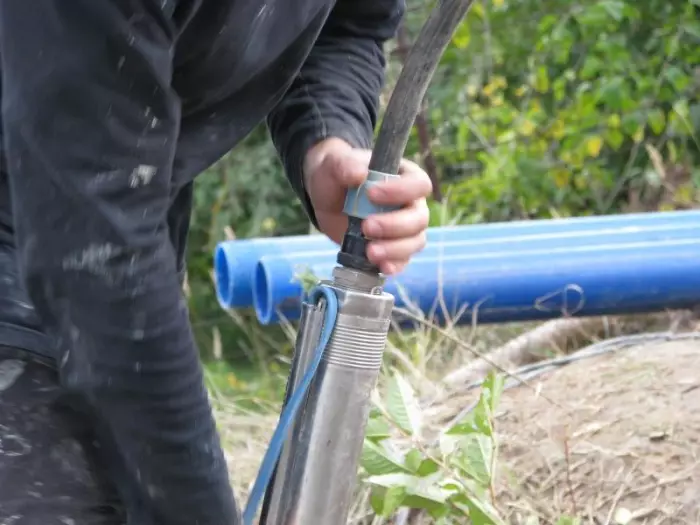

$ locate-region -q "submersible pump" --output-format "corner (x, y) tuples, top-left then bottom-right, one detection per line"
(240, 1), (478, 523)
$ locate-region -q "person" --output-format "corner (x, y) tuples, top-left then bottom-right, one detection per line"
(0, 1), (432, 524)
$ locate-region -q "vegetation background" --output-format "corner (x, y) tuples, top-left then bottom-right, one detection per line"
(184, 0), (699, 522)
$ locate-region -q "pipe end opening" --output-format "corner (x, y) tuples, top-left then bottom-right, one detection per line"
(214, 245), (232, 307)
(253, 261), (274, 325)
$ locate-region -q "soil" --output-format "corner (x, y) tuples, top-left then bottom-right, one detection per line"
(495, 339), (700, 525)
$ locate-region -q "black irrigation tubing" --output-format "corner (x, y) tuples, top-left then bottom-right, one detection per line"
(445, 330), (700, 429)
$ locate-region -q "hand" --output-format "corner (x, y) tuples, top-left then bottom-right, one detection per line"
(303, 137), (432, 275)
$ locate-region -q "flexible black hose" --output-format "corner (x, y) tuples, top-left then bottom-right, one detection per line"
(369, 0), (476, 175)
(338, 0), (476, 272)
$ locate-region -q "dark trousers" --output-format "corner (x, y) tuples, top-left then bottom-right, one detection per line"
(0, 349), (125, 524)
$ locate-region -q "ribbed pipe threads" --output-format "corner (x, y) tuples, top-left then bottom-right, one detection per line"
(323, 316), (391, 370)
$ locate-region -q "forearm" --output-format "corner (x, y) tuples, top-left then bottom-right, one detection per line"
(267, 0), (405, 226)
(0, 2), (238, 524)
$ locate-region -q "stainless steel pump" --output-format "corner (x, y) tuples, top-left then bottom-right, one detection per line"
(257, 0), (477, 523)
(260, 267), (394, 524)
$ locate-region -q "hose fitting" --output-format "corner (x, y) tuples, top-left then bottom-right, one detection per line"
(338, 170), (401, 273)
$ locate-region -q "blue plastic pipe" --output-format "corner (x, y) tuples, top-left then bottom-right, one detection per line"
(387, 237), (700, 324)
(267, 237), (700, 325)
(214, 210), (700, 310)
(253, 221), (700, 325)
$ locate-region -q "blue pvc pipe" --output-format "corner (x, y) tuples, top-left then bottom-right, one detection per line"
(253, 221), (700, 325)
(214, 210), (700, 309)
(384, 237), (700, 325)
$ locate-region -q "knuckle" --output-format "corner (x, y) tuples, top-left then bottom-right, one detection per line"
(417, 231), (428, 250)
(400, 158), (420, 172)
(418, 205), (430, 227)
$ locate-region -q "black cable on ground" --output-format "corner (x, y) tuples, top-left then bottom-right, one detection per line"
(447, 330), (700, 428)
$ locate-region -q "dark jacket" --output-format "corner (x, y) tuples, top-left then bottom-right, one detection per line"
(0, 1), (404, 523)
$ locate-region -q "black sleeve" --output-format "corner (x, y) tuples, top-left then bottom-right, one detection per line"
(267, 0), (405, 227)
(0, 2), (239, 524)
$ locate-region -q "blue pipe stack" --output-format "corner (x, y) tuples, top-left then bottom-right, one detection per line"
(213, 210), (700, 328)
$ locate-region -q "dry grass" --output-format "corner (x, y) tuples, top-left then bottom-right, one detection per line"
(211, 396), (277, 502)
(488, 339), (700, 524)
(211, 312), (700, 524)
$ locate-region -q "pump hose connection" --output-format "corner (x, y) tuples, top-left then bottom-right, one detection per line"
(241, 0), (477, 522)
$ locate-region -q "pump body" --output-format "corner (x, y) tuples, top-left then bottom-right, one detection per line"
(260, 267), (394, 524)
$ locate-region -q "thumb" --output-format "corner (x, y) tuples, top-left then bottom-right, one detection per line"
(305, 142), (373, 214)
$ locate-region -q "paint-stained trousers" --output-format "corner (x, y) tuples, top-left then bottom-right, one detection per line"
(0, 349), (125, 524)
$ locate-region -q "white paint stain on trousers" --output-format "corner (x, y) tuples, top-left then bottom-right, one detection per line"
(0, 360), (25, 392)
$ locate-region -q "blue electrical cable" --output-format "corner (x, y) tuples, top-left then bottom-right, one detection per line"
(242, 284), (340, 525)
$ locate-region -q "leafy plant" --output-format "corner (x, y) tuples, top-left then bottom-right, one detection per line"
(425, 0), (700, 222)
(360, 372), (506, 523)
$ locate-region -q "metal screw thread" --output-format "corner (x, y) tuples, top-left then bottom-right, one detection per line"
(323, 317), (391, 370)
(332, 266), (384, 294)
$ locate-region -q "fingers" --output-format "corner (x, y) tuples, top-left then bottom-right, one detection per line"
(363, 200), (429, 240)
(362, 159), (432, 275)
(366, 232), (427, 275)
(378, 260), (408, 276)
(366, 161), (433, 207)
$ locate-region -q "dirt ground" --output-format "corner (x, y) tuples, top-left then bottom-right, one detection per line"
(494, 339), (700, 524)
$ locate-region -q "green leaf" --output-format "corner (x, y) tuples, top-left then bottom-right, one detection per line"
(580, 56), (603, 80)
(663, 66), (690, 92)
(621, 112), (644, 135)
(361, 439), (412, 476)
(597, 77), (627, 111)
(448, 411), (492, 437)
(381, 486), (407, 516)
(417, 458), (441, 477)
(466, 496), (505, 525)
(690, 103), (700, 133)
(385, 372), (422, 436)
(403, 493), (450, 519)
(451, 434), (495, 486)
(604, 129), (625, 150)
(534, 65), (550, 93)
(599, 0), (625, 21)
(682, 20), (700, 40)
(647, 109), (666, 135)
(456, 121), (471, 153)
(365, 416), (392, 441)
(537, 14), (558, 35)
(369, 489), (385, 515)
(402, 446), (440, 477)
(447, 373), (503, 438)
(366, 472), (453, 517)
(482, 372), (505, 413)
(404, 449), (423, 473)
(451, 20), (472, 49)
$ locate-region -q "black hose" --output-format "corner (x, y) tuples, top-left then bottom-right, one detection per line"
(338, 0), (476, 273)
(369, 0), (476, 175)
